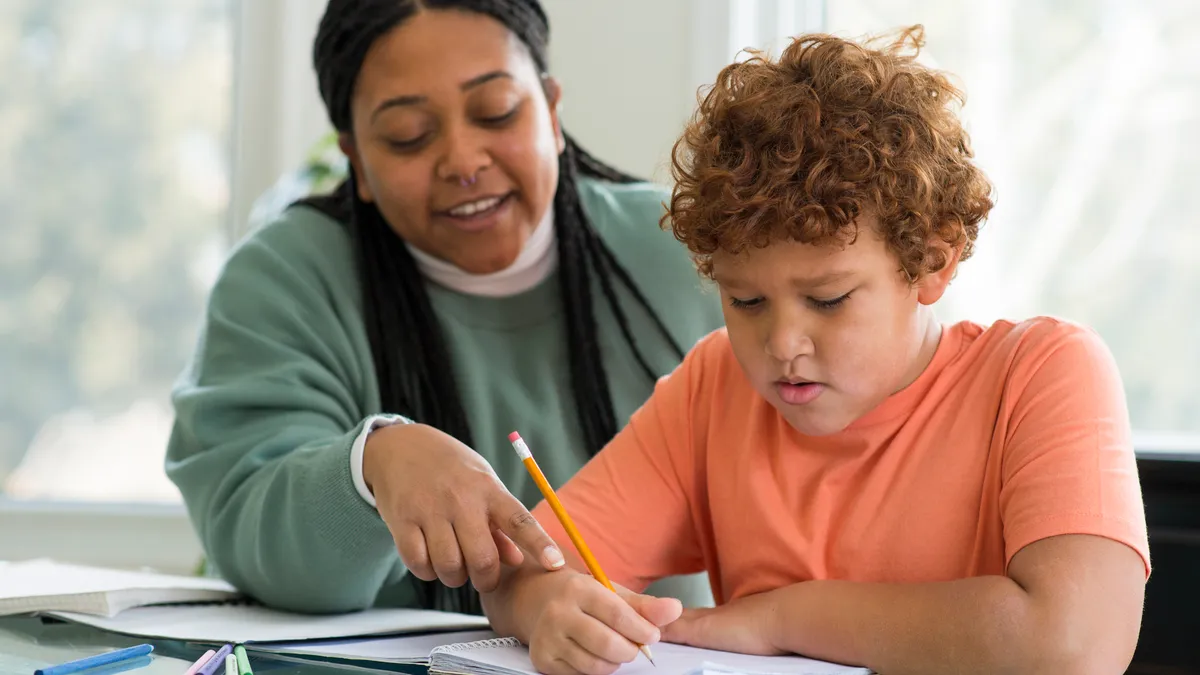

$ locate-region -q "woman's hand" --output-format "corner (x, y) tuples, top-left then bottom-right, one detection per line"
(363, 423), (565, 592)
(502, 567), (682, 675)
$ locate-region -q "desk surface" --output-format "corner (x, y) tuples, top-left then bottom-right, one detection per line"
(0, 616), (423, 674)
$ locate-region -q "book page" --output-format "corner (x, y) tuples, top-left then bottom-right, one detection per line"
(47, 603), (491, 643)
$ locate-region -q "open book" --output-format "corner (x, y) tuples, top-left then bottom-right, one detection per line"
(0, 559), (239, 617)
(253, 632), (872, 675)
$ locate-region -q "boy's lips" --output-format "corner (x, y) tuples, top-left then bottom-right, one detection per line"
(774, 379), (825, 406)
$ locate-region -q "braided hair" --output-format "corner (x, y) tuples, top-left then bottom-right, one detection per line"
(300, 0), (683, 614)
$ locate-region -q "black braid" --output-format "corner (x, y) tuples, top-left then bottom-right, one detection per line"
(302, 0), (683, 615)
(553, 140), (619, 446)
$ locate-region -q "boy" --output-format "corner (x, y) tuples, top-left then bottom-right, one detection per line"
(482, 26), (1148, 675)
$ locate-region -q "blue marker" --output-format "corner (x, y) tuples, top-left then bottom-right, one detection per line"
(35, 644), (153, 675)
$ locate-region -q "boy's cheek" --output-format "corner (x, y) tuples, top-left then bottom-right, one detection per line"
(724, 325), (768, 382)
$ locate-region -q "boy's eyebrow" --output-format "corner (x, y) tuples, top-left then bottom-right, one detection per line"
(370, 71), (513, 122)
(792, 270), (855, 288)
(712, 269), (855, 289)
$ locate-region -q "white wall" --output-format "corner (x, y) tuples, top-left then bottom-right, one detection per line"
(541, 0), (699, 183)
(543, 0), (825, 183)
(229, 0), (329, 239)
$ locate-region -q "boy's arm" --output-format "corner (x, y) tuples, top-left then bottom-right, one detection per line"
(669, 324), (1148, 674)
(668, 533), (1142, 674)
(480, 418), (697, 675)
(483, 338), (721, 671)
(522, 334), (717, 592)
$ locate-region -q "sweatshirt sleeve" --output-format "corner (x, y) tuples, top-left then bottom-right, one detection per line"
(165, 211), (406, 613)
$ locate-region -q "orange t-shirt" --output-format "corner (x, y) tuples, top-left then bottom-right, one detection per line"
(533, 318), (1150, 603)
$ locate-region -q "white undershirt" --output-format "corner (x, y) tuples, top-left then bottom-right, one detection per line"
(351, 207), (558, 507)
(404, 207), (557, 296)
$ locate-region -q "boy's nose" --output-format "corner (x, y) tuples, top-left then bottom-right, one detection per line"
(764, 313), (814, 363)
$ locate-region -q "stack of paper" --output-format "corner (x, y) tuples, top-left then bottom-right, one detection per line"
(45, 604), (491, 644)
(0, 559), (238, 617)
(0, 559), (490, 644)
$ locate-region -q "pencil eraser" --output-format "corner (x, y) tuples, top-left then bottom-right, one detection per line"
(508, 431), (522, 443)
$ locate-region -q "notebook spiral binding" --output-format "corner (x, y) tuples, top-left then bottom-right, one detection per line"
(431, 636), (521, 653)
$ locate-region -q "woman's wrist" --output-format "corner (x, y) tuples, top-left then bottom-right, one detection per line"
(351, 414), (411, 505)
(361, 420), (428, 496)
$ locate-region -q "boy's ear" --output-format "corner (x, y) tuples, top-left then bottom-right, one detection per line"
(338, 133), (374, 203)
(916, 238), (964, 305)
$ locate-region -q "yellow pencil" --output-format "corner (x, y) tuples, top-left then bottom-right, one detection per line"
(509, 431), (655, 666)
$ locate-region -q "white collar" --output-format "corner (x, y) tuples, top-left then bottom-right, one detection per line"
(405, 207), (557, 297)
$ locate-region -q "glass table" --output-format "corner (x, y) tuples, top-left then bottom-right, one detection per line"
(0, 616), (425, 674)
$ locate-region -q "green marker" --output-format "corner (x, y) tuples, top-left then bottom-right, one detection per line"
(233, 645), (253, 675)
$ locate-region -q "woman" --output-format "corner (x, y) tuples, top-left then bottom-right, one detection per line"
(166, 0), (722, 614)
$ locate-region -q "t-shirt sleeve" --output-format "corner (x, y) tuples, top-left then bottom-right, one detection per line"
(531, 334), (718, 592)
(999, 323), (1150, 577)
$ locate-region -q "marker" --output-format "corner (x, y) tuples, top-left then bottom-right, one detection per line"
(184, 649), (216, 675)
(35, 644), (153, 675)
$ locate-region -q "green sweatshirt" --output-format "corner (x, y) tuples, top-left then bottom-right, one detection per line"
(166, 178), (724, 613)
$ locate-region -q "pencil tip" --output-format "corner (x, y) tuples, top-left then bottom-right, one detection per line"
(640, 644), (655, 665)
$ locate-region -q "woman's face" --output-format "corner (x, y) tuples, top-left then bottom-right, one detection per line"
(342, 9), (564, 274)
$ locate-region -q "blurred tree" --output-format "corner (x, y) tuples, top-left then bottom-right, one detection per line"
(0, 0), (231, 481)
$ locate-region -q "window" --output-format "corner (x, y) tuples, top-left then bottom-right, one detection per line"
(817, 0), (1200, 441)
(0, 1), (233, 502)
(3, 0), (1193, 512)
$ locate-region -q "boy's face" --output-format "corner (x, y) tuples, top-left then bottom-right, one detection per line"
(711, 220), (956, 436)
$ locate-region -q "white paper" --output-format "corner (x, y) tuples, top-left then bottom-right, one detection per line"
(250, 630), (500, 664)
(429, 639), (871, 675)
(46, 603), (491, 644)
(0, 559), (238, 617)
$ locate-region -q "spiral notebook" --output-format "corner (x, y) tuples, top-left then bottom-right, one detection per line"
(425, 636), (872, 675)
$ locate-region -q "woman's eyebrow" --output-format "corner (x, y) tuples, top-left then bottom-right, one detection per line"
(370, 71), (513, 122)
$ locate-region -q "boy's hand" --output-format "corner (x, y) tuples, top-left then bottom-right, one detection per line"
(661, 591), (786, 656)
(515, 569), (682, 675)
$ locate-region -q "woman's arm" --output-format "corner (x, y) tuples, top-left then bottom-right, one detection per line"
(170, 213), (563, 612)
(167, 217), (404, 612)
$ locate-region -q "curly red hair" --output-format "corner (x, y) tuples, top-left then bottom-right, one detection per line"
(666, 26), (994, 280)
